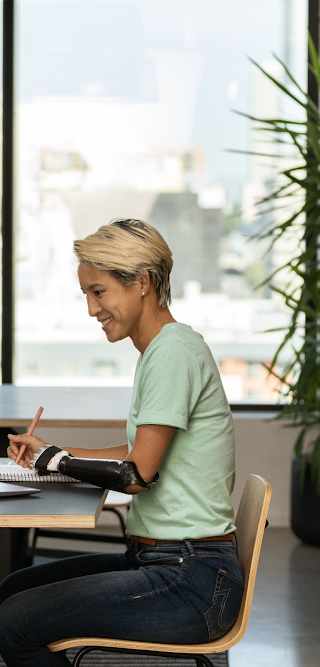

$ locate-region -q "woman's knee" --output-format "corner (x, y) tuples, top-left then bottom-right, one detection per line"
(0, 594), (25, 649)
(0, 569), (28, 605)
(0, 561), (47, 606)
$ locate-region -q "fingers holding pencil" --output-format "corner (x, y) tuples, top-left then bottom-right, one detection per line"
(7, 435), (42, 467)
(14, 406), (44, 465)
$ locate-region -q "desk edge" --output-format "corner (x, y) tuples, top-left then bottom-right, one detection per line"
(0, 419), (127, 428)
(0, 515), (101, 527)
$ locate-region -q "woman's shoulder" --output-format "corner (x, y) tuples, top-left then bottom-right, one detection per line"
(143, 323), (217, 376)
(153, 322), (204, 347)
(151, 323), (212, 358)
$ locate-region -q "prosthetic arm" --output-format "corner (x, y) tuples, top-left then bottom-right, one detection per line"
(30, 445), (159, 493)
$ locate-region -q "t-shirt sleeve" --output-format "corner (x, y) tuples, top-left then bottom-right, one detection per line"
(136, 339), (202, 430)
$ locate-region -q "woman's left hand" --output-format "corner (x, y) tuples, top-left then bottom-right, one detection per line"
(7, 434), (50, 468)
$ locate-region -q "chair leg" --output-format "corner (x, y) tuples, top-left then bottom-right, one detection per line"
(103, 507), (130, 545)
(72, 646), (95, 667)
(15, 528), (32, 570)
(195, 656), (214, 667)
(71, 647), (215, 667)
(30, 527), (38, 547)
(27, 507), (130, 562)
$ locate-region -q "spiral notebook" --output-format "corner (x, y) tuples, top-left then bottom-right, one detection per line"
(0, 458), (80, 483)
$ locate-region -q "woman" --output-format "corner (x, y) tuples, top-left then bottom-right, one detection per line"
(0, 219), (243, 667)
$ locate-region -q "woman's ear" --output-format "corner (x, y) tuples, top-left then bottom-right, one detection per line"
(140, 270), (150, 296)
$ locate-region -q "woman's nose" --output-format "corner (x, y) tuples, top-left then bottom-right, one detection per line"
(87, 296), (101, 317)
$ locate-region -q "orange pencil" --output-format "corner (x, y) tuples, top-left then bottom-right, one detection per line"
(15, 406), (44, 464)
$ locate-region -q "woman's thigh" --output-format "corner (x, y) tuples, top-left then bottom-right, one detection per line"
(2, 541), (242, 646)
(0, 564), (149, 667)
(0, 551), (128, 604)
(0, 552), (190, 661)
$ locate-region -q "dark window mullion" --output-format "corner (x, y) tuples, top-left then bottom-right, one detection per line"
(1, 0), (15, 384)
(308, 0), (319, 106)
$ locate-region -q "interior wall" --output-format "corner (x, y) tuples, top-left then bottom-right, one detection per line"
(35, 415), (298, 528)
(232, 415), (295, 526)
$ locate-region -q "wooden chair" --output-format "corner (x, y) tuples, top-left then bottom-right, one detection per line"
(48, 474), (272, 667)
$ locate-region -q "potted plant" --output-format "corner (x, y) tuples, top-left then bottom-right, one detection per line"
(237, 35), (320, 545)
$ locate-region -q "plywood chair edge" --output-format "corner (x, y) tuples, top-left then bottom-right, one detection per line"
(229, 475), (272, 646)
(49, 475), (272, 657)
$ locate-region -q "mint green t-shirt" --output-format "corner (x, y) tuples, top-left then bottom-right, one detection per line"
(126, 323), (236, 539)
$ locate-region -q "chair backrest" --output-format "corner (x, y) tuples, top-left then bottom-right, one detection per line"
(214, 474), (272, 650)
(104, 490), (132, 507)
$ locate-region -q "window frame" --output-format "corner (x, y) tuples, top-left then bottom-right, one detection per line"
(1, 0), (318, 412)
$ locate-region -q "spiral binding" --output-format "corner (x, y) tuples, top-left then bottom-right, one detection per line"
(0, 471), (79, 482)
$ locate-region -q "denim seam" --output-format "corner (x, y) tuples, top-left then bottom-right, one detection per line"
(205, 568), (241, 639)
(135, 554), (183, 565)
(194, 553), (241, 567)
(132, 555), (186, 600)
(135, 545), (187, 565)
(218, 588), (232, 629)
(205, 569), (225, 638)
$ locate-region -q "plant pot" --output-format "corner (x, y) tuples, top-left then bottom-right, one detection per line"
(291, 456), (320, 546)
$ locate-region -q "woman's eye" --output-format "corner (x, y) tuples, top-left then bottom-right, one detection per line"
(95, 290), (102, 296)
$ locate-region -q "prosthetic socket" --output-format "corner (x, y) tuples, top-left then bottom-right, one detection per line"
(31, 445), (159, 493)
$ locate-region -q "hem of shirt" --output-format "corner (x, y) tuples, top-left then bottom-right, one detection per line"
(136, 411), (187, 430)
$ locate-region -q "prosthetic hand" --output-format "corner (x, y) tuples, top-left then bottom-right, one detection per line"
(30, 445), (159, 493)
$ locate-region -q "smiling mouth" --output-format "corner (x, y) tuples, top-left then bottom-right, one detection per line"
(101, 317), (113, 327)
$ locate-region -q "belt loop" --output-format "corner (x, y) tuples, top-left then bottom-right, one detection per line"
(184, 539), (195, 555)
(134, 536), (139, 553)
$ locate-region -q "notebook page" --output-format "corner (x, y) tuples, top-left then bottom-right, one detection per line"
(0, 458), (80, 482)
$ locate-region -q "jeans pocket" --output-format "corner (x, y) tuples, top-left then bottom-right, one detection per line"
(135, 549), (184, 566)
(205, 568), (244, 640)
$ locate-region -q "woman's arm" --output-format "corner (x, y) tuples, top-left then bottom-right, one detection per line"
(7, 425), (175, 494)
(7, 436), (128, 467)
(66, 445), (129, 460)
(125, 424), (175, 493)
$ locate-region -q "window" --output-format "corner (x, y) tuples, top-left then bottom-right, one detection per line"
(12, 0), (308, 401)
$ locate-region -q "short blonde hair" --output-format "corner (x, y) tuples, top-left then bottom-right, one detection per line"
(73, 218), (173, 307)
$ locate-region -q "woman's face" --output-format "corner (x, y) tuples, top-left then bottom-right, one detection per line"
(78, 263), (145, 344)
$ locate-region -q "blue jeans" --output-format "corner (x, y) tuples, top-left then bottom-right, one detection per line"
(0, 539), (243, 667)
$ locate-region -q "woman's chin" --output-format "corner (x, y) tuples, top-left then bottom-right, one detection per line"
(104, 329), (120, 343)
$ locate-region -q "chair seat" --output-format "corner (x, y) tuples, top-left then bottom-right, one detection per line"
(103, 490), (132, 508)
(48, 474), (272, 667)
(48, 609), (243, 654)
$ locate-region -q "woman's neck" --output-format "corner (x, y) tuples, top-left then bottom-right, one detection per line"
(132, 306), (176, 355)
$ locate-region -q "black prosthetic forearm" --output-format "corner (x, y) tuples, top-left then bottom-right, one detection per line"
(32, 446), (158, 493)
(58, 456), (153, 491)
